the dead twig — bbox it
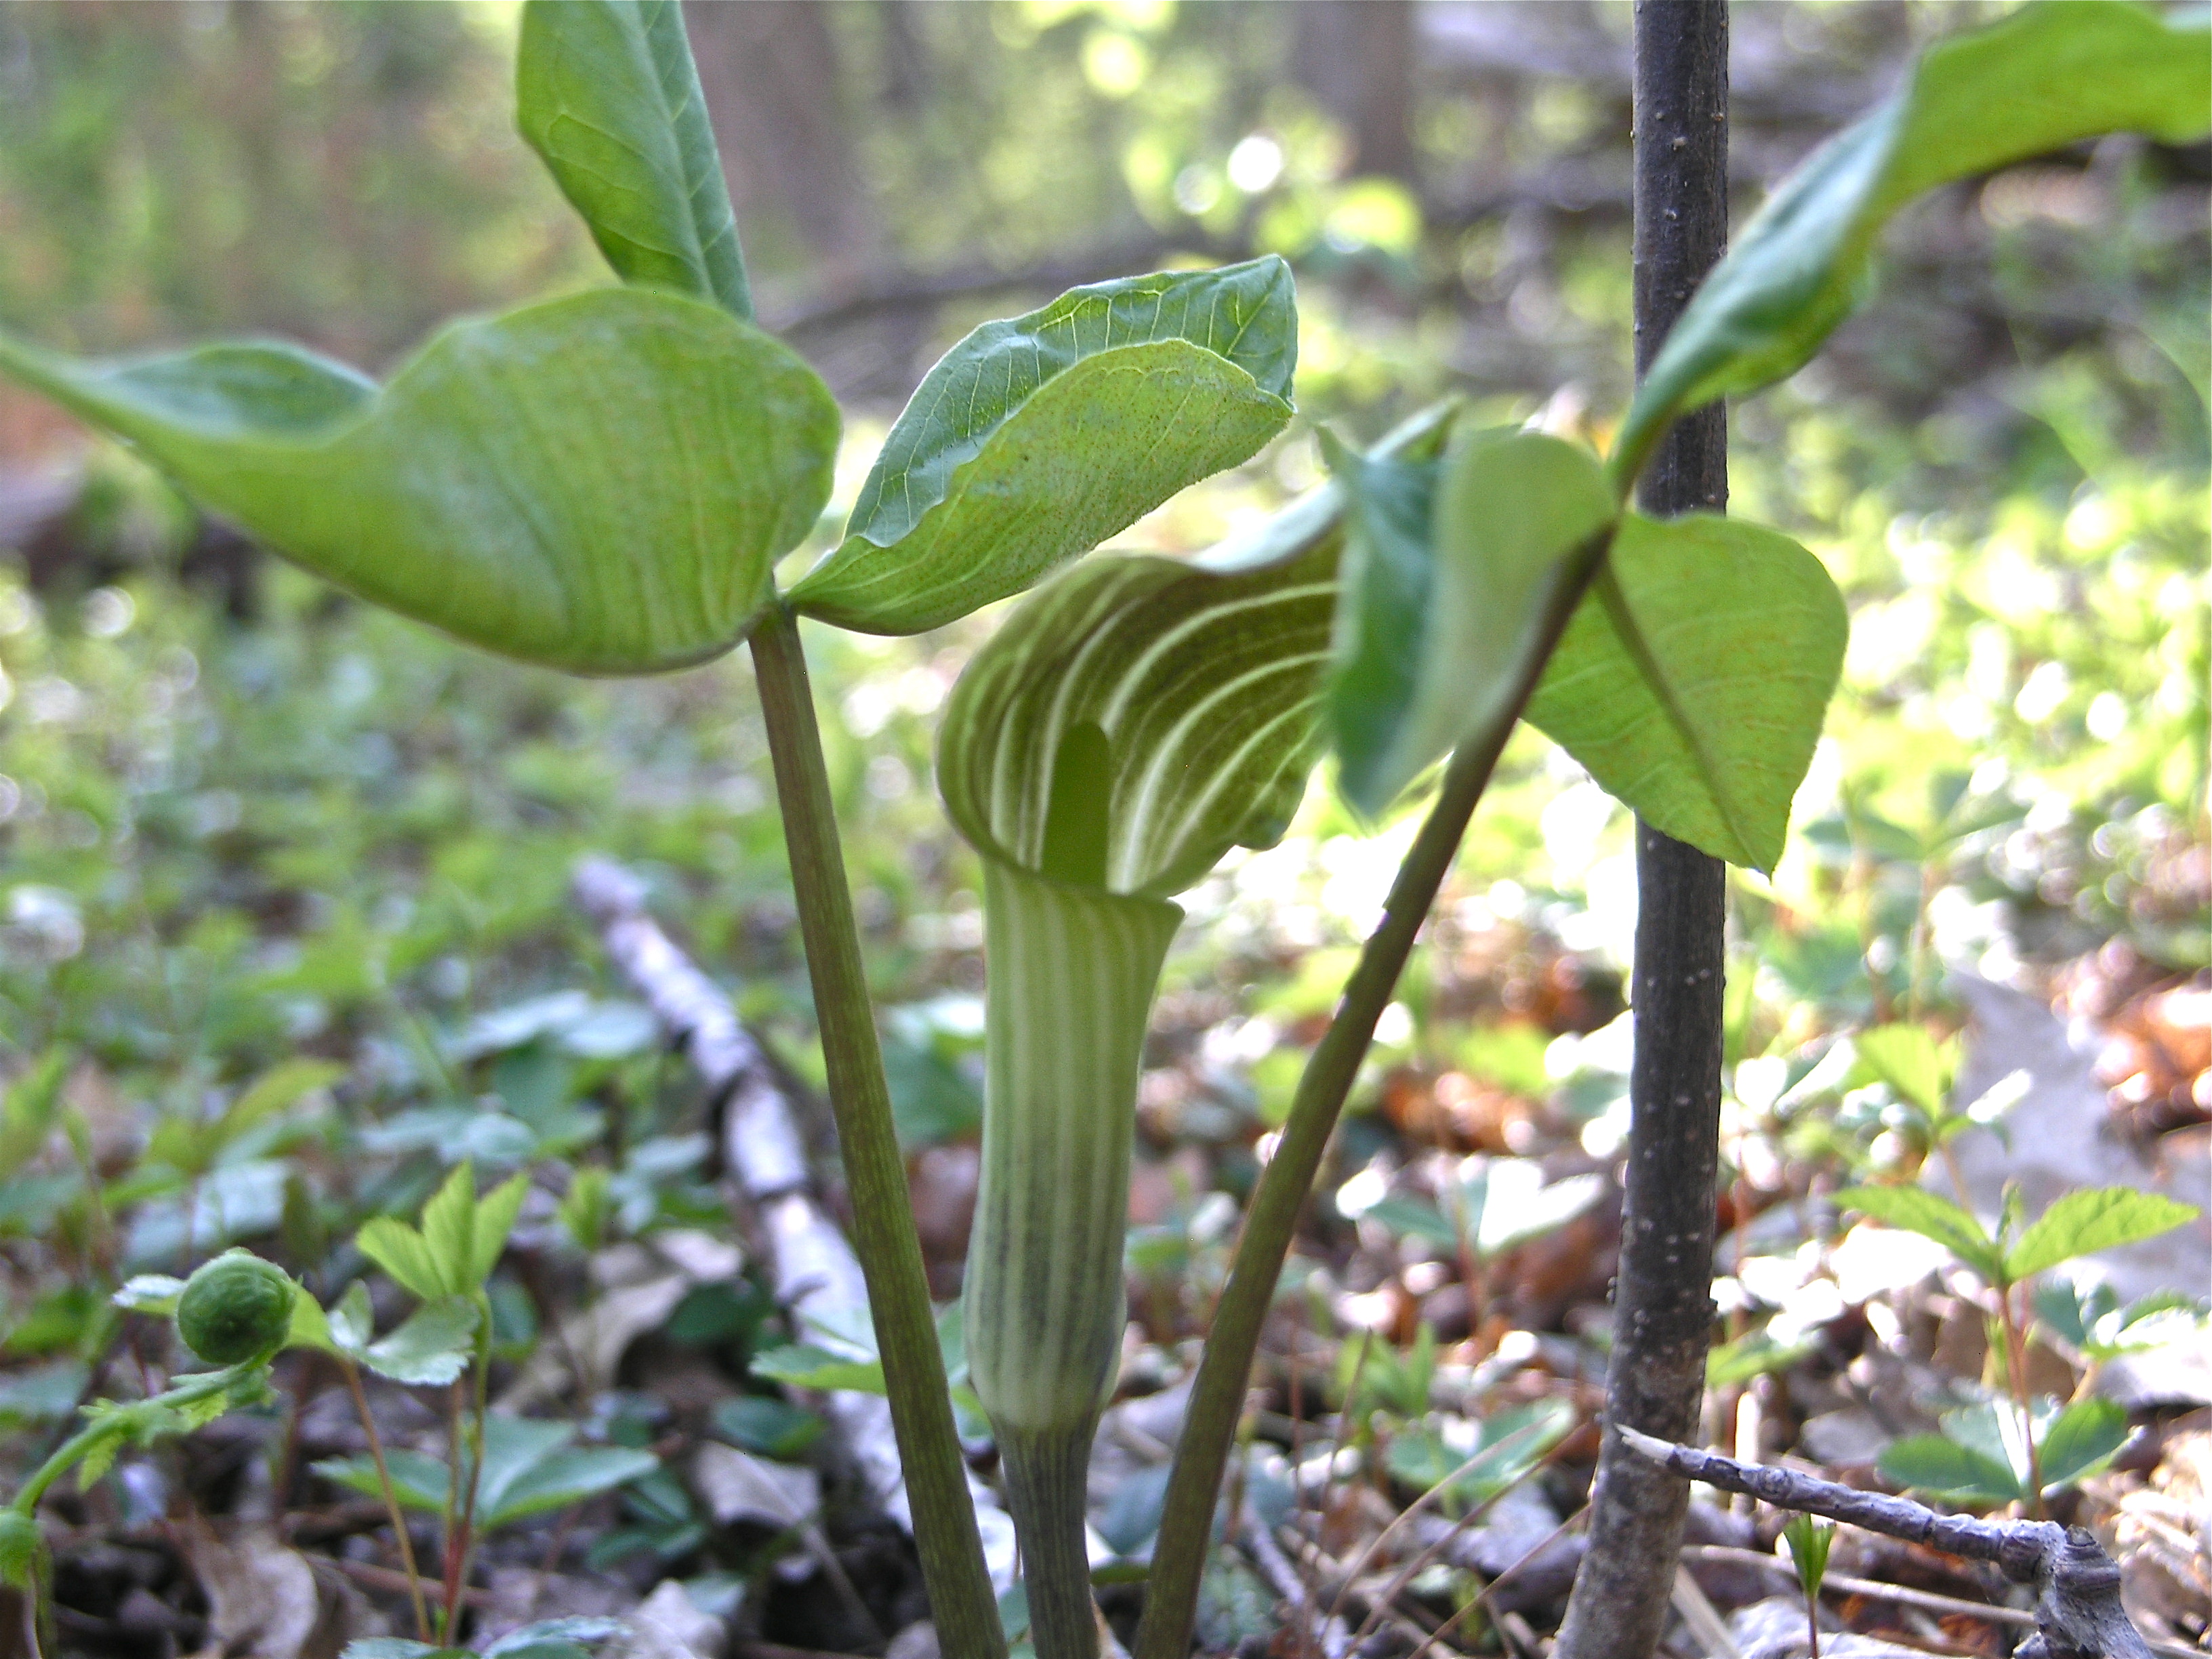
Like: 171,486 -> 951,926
1620,1427 -> 2157,1659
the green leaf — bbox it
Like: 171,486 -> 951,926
483,1618 -> 630,1659
486,1443 -> 660,1528
1380,1398 -> 1573,1505
222,1059 -> 346,1144
1877,1432 -> 2023,1505
1614,2 -> 2212,486
516,0 -> 751,319
789,260 -> 1296,635
2004,1188 -> 2203,1282
1329,424 -> 1616,816
354,1217 -> 445,1304
470,1172 -> 531,1292
1523,514 -> 1847,873
327,1282 -> 376,1356
1706,1327 -> 1815,1389
359,1296 -> 480,1387
1361,1196 -> 1460,1251
0,288 -> 836,673
714,1395 -> 827,1459
750,1341 -> 888,1395
1850,1024 -> 1953,1120
320,1416 -> 655,1530
1782,1515 -> 1835,1599
1464,1162 -> 1604,1261
2038,1397 -> 2130,1492
419,1162 -> 481,1298
1839,1185 -> 2003,1282
938,485 -> 1341,899
286,1285 -> 333,1353
112,1275 -> 188,1317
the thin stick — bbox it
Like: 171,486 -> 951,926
1680,1546 -> 2205,1659
1618,1429 -> 2157,1659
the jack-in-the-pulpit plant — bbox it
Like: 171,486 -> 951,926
1,3 -> 2205,1656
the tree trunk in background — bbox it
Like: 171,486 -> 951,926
683,1 -> 880,268
1551,5 -> 1729,1658
1292,1 -> 1418,182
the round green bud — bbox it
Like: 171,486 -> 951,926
176,1250 -> 294,1366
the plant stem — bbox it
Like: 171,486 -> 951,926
9,1364 -> 241,1516
1132,722 -> 1516,1659
438,1376 -> 467,1643
442,1327 -> 493,1643
341,1358 -> 430,1641
1994,1278 -> 2045,1517
1554,6 -> 1731,1657
747,604 -> 1006,1659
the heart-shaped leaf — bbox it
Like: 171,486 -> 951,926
1614,2 -> 2212,485
1522,513 -> 1846,873
790,260 -> 1297,635
1328,424 -> 1616,816
937,484 -> 1342,899
0,288 -> 838,672
516,0 -> 751,319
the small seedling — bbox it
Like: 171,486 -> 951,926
1781,1513 -> 1836,1659
1839,1181 -> 2200,1513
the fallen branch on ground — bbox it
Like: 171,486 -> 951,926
1618,1427 -> 2155,1659
573,857 -> 1015,1586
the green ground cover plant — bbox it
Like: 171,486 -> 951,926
0,3 -> 2205,1658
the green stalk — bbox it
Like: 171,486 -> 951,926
1132,722 -> 1515,1659
748,604 -> 1006,1659
967,861 -> 1181,1659
1133,506 -> 1616,1659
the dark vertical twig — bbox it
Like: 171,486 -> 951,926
1552,6 -> 1730,1658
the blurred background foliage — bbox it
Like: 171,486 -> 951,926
0,0 -> 2203,1635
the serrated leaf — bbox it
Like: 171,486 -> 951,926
1523,514 -> 1846,872
419,1162 -> 480,1297
355,1217 -> 445,1304
1839,1184 -> 2002,1282
2004,1188 -> 2202,1282
790,260 -> 1296,634
361,1296 -> 480,1386
327,1282 -> 375,1356
1329,425 -> 1616,816
516,0 -> 750,319
0,289 -> 836,672
1614,1 -> 2212,486
937,484 -> 1342,899
2038,1397 -> 2130,1491
1850,1024 -> 1953,1120
470,1172 -> 531,1290
1877,1432 -> 2023,1504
